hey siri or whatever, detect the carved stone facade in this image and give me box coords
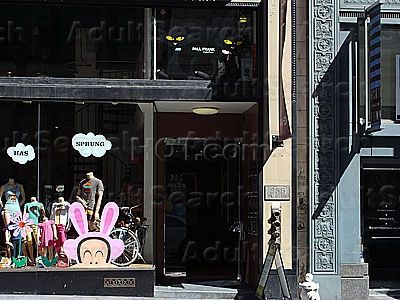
[340,0,400,11]
[309,0,338,273]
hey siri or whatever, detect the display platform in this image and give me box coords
[0,265,155,297]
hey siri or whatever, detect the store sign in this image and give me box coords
[396,54,400,121]
[7,143,35,164]
[72,132,112,158]
[264,185,290,201]
[192,47,216,54]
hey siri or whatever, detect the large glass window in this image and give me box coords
[0,101,147,269]
[0,5,144,78]
[380,26,400,120]
[0,102,38,204]
[156,8,257,99]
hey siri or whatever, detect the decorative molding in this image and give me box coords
[340,0,400,12]
[309,0,338,274]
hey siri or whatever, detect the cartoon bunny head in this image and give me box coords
[64,202,124,266]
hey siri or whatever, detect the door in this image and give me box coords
[164,139,241,279]
[362,168,400,280]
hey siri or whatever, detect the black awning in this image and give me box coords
[0,77,212,102]
[1,0,261,8]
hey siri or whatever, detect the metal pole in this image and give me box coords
[153,10,157,80]
[364,16,369,127]
[237,139,242,281]
[37,103,40,200]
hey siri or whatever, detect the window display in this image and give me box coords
[76,172,104,231]
[64,202,124,267]
[0,102,146,270]
[23,197,45,265]
[156,8,257,99]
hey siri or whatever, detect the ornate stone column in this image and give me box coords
[309,0,340,299]
[309,0,339,278]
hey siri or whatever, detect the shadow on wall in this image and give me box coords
[311,30,360,220]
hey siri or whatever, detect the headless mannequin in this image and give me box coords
[50,197,70,255]
[76,172,104,231]
[23,197,44,265]
[0,178,25,256]
[51,197,70,226]
[0,178,26,207]
[38,216,56,261]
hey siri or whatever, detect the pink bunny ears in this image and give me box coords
[64,202,124,263]
[69,202,119,236]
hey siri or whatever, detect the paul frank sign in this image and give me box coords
[7,143,35,164]
[72,132,112,158]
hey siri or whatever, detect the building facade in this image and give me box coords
[0,0,286,297]
[304,0,400,299]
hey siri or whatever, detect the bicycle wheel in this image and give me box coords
[110,228,140,267]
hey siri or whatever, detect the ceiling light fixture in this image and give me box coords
[192,107,219,115]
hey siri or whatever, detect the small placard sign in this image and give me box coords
[104,277,136,288]
[264,185,290,201]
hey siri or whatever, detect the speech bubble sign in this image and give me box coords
[72,132,112,158]
[7,143,36,164]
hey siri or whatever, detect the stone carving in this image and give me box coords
[310,0,337,273]
[340,0,400,11]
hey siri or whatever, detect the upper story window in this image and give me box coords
[155,8,258,100]
[381,25,400,120]
[0,3,260,101]
[156,8,256,81]
[0,5,144,78]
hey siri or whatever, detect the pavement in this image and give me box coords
[0,281,255,300]
[0,288,398,299]
[369,289,400,300]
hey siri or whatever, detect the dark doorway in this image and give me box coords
[165,139,241,280]
[362,167,400,281]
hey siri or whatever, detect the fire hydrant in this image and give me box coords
[299,273,320,300]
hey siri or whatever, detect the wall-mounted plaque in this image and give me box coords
[264,185,290,201]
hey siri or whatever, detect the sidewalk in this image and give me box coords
[0,282,256,300]
[369,289,400,300]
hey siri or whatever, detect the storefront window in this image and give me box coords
[156,8,257,99]
[0,5,144,78]
[0,101,147,269]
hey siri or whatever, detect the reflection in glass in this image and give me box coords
[0,5,144,78]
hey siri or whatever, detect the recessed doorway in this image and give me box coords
[165,139,241,280]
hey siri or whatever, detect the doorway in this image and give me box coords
[362,166,400,281]
[164,139,241,280]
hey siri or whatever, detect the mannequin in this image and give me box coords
[0,178,26,252]
[76,172,104,231]
[0,178,26,207]
[50,197,70,254]
[23,197,45,265]
[38,216,56,261]
[1,190,21,253]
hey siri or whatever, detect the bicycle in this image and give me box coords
[110,205,148,267]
